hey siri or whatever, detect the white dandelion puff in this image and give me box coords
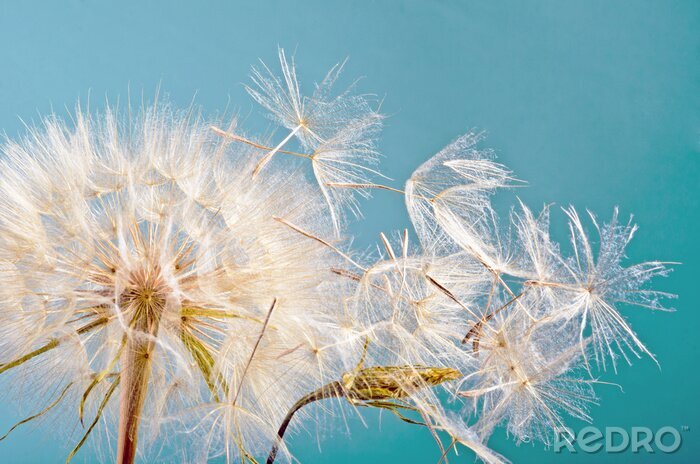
[0,51,677,464]
[350,237,487,368]
[0,103,360,463]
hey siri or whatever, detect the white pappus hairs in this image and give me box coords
[0,49,673,464]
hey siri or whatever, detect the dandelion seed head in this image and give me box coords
[0,103,359,461]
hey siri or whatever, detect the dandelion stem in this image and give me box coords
[266,382,344,464]
[267,365,460,464]
[116,314,160,464]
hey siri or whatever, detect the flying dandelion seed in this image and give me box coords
[243,47,384,233]
[397,130,673,452]
[530,206,674,371]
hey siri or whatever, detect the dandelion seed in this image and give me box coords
[246,48,379,151]
[558,207,673,371]
[405,131,513,257]
[245,48,383,233]
[394,130,671,453]
[351,235,488,368]
[459,313,597,445]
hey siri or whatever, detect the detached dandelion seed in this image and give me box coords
[243,48,384,233]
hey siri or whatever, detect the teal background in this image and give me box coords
[0,1,697,462]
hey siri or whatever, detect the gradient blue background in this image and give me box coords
[0,1,698,463]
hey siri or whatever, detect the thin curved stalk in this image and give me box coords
[266,382,344,464]
[266,364,460,463]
